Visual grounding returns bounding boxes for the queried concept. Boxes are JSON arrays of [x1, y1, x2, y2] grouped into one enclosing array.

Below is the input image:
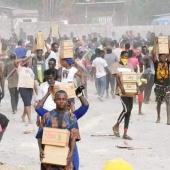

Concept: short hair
[[55, 90, 68, 98], [51, 42, 59, 48], [49, 58, 56, 63], [120, 51, 128, 58], [18, 40, 23, 46], [45, 69, 56, 77], [106, 48, 112, 54], [125, 43, 130, 50]]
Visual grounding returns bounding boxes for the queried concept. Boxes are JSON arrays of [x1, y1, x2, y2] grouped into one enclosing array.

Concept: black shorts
[[19, 88, 33, 106], [154, 85, 170, 103]]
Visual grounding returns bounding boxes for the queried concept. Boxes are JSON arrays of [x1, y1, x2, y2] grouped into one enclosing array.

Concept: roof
[[12, 9, 39, 17]]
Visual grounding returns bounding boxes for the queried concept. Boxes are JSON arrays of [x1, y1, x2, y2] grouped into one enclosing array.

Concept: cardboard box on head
[[52, 82, 76, 99], [154, 36, 169, 55], [60, 40, 73, 59], [35, 31, 45, 50]]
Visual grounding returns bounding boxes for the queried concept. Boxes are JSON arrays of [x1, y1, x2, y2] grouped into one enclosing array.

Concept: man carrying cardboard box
[[37, 89, 80, 170], [35, 85, 89, 170], [112, 51, 135, 140]]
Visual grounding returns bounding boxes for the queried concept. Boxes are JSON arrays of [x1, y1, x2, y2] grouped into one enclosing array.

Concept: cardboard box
[[60, 40, 74, 59], [123, 83, 137, 93], [42, 145, 69, 166], [42, 128, 70, 147], [53, 82, 76, 99], [35, 31, 45, 50], [157, 36, 169, 54], [121, 72, 137, 83]]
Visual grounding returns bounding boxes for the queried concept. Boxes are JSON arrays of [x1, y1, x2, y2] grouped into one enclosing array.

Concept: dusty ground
[[0, 81, 170, 170]]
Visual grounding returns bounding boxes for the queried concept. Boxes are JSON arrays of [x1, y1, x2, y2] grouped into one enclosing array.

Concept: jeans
[[9, 87, 19, 112], [95, 75, 106, 97], [106, 73, 116, 94]]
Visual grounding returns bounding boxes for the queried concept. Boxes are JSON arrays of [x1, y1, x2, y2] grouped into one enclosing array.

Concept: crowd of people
[[0, 28, 170, 169]]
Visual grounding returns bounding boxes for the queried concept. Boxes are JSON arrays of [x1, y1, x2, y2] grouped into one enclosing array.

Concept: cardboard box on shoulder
[[42, 128, 70, 147], [42, 145, 69, 166]]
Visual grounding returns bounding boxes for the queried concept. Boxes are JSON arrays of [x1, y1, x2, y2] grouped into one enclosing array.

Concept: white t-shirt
[[92, 57, 108, 78], [38, 81, 59, 111], [45, 51, 59, 70], [113, 48, 122, 59], [17, 65, 35, 89], [61, 66, 78, 83]]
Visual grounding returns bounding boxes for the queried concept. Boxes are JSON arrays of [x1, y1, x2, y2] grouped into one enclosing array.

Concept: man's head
[[125, 43, 130, 51], [36, 49, 43, 59], [9, 53, 16, 60], [106, 48, 112, 54], [18, 40, 23, 46], [158, 54, 167, 63], [120, 51, 129, 65], [48, 58, 56, 69], [141, 46, 148, 55], [51, 42, 59, 53], [0, 113, 9, 142], [45, 69, 55, 85], [61, 58, 74, 68], [54, 90, 68, 110]]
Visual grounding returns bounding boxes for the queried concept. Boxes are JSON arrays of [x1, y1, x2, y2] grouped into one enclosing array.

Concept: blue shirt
[[15, 47, 27, 58]]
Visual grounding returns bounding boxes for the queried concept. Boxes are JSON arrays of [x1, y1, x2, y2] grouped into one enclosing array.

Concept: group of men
[[0, 29, 170, 169]]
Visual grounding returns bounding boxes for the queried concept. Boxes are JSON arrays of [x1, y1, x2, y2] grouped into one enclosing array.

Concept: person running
[[112, 51, 134, 140]]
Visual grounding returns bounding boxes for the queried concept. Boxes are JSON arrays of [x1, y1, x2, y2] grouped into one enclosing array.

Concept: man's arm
[[0, 66, 5, 100], [35, 87, 51, 110], [115, 73, 125, 95]]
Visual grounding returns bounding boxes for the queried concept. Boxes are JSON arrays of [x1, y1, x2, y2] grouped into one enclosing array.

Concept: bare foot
[[112, 125, 120, 137], [156, 118, 160, 123]]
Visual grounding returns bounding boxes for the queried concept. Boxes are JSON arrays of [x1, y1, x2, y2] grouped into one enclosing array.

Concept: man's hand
[[120, 87, 126, 95], [67, 152, 72, 166], [40, 150, 44, 161], [75, 85, 85, 96]]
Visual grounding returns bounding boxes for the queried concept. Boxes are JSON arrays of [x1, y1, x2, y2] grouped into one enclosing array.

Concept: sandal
[[123, 134, 133, 140], [112, 126, 120, 137]]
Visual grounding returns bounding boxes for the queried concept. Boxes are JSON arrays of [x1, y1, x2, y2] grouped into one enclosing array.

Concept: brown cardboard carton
[[42, 128, 70, 147], [123, 83, 137, 93], [121, 72, 137, 83], [60, 40, 74, 59], [53, 82, 76, 99], [42, 145, 69, 166], [157, 36, 169, 54], [35, 31, 45, 50]]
